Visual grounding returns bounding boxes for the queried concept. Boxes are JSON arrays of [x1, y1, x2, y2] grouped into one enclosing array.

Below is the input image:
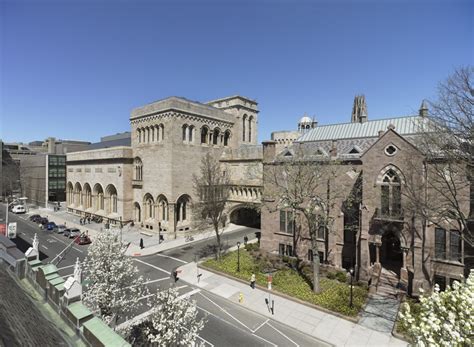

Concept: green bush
[[326, 272, 336, 280], [244, 243, 259, 252], [203, 249, 368, 317], [335, 271, 347, 283]]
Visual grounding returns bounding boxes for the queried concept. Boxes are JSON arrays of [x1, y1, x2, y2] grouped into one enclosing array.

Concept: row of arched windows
[[67, 182, 118, 214], [200, 126, 231, 146], [242, 115, 255, 142], [134, 194, 191, 224], [137, 124, 165, 144]]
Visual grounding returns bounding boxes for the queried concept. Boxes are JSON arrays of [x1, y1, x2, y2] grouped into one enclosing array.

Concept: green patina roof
[[67, 302, 93, 320], [49, 277, 65, 286], [54, 283, 65, 291], [28, 259, 42, 267], [45, 273, 60, 281], [297, 115, 428, 142], [39, 264, 58, 276], [83, 317, 130, 347]]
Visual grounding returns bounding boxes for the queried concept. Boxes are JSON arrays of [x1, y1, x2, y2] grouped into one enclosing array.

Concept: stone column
[[400, 247, 409, 286], [168, 203, 176, 238]]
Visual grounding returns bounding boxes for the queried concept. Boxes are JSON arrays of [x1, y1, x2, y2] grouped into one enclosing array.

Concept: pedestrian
[[140, 238, 144, 249], [250, 273, 256, 289], [244, 235, 248, 245], [88, 217, 91, 224]]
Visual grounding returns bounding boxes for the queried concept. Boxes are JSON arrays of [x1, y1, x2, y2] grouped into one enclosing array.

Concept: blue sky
[[1, 0, 472, 144]]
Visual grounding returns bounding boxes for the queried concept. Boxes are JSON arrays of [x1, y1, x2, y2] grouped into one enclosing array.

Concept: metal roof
[[297, 115, 427, 142]]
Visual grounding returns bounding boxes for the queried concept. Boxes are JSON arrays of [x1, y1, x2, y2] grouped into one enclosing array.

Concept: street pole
[[350, 268, 354, 308], [237, 241, 241, 272], [119, 216, 123, 243], [5, 197, 10, 233]]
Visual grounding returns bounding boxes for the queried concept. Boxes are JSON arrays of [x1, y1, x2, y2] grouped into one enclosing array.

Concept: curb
[[199, 264, 361, 324]]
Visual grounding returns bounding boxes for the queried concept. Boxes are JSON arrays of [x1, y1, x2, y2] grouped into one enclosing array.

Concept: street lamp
[[349, 268, 354, 308], [237, 241, 241, 272]]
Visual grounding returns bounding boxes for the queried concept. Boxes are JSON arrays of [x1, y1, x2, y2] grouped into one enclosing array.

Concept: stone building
[[66, 96, 262, 237], [261, 96, 471, 295]]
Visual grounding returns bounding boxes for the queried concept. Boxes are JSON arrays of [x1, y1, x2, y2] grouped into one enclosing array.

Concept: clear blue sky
[[1, 0, 472, 144]]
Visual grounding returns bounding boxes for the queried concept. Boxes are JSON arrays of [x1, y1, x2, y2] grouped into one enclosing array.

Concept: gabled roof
[[297, 115, 428, 142]]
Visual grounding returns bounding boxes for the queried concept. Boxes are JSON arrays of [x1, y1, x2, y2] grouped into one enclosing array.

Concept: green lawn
[[203, 248, 367, 317]]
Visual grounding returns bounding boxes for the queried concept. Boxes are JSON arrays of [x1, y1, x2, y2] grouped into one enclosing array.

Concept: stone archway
[[229, 207, 260, 228]]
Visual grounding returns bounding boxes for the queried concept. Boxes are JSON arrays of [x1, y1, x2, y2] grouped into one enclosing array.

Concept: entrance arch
[[229, 206, 260, 228], [380, 229, 403, 274]]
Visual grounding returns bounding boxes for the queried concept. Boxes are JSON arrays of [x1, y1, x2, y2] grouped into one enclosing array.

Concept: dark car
[[29, 214, 41, 222], [74, 234, 92, 245], [63, 228, 72, 237], [54, 225, 67, 234], [46, 222, 57, 231], [37, 218, 49, 228]]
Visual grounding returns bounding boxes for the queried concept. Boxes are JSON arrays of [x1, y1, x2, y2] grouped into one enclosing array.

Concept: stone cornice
[[130, 111, 234, 128]]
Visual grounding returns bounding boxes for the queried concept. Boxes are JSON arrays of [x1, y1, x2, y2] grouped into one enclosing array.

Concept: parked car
[[64, 228, 80, 238], [54, 225, 66, 234], [29, 214, 41, 221], [69, 228, 81, 239], [37, 218, 49, 228], [46, 222, 57, 231], [75, 233, 92, 245], [12, 205, 26, 214]]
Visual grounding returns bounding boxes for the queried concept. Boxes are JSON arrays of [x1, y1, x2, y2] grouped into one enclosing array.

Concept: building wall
[[21, 155, 47, 207]]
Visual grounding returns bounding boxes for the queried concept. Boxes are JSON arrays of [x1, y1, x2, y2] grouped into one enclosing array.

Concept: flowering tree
[[82, 229, 148, 327], [399, 270, 474, 346], [129, 287, 205, 346]]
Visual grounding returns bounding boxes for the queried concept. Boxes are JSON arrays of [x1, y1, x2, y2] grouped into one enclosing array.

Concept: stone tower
[[351, 95, 368, 123]]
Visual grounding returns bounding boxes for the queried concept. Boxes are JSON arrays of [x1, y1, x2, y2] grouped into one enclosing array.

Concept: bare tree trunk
[[312, 251, 321, 293], [215, 224, 221, 260]]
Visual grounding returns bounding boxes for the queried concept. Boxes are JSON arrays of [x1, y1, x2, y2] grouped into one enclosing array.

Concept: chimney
[[378, 130, 384, 138], [262, 141, 277, 163]]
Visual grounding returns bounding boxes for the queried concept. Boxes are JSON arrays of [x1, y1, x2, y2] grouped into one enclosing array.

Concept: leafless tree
[[264, 146, 347, 293], [192, 153, 230, 260], [405, 67, 473, 249]]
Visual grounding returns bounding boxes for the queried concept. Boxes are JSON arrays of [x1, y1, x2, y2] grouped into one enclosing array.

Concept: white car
[[12, 205, 26, 214]]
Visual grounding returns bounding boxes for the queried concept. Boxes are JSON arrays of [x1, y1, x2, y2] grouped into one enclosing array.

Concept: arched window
[[380, 169, 401, 216], [177, 195, 191, 222], [134, 157, 143, 181], [143, 194, 154, 220], [83, 183, 92, 209], [160, 124, 165, 141], [93, 184, 104, 211], [74, 183, 82, 207], [106, 184, 118, 214], [67, 182, 74, 206], [137, 128, 142, 143], [151, 126, 155, 142], [188, 125, 194, 143], [242, 115, 247, 142], [182, 124, 188, 142], [248, 116, 253, 142], [224, 130, 231, 146], [201, 126, 209, 144], [134, 202, 141, 223], [213, 128, 220, 145], [157, 195, 168, 222]]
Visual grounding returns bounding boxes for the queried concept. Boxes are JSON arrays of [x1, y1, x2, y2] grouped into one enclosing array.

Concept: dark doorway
[[381, 230, 403, 275], [230, 208, 260, 228]]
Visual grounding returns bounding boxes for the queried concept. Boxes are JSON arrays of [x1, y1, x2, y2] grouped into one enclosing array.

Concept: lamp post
[[237, 241, 241, 272], [349, 268, 354, 308]]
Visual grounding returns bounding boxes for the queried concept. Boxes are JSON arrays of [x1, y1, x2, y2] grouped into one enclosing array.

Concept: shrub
[[244, 243, 259, 252], [326, 272, 336, 280], [335, 271, 347, 283]]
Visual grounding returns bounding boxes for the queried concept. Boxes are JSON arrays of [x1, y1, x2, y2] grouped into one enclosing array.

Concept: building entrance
[[381, 230, 403, 275], [229, 208, 260, 228]]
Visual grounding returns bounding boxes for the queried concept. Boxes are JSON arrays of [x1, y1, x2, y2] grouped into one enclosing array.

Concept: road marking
[[133, 258, 170, 275], [49, 234, 83, 253], [197, 306, 277, 347], [144, 278, 169, 285], [267, 322, 300, 346], [198, 292, 251, 331], [178, 288, 201, 299], [155, 253, 187, 264], [41, 245, 48, 250], [175, 285, 188, 290], [57, 264, 75, 271], [252, 318, 269, 333]]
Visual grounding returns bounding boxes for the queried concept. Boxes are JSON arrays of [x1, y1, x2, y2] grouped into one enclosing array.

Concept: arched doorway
[[230, 207, 260, 228], [381, 229, 403, 274]]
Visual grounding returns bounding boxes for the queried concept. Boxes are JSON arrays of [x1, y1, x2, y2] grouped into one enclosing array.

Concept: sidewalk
[[27, 207, 251, 256], [178, 262, 407, 347]]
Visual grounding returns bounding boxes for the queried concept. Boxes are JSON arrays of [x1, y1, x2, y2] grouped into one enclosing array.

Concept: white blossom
[[399, 270, 474, 346], [82, 229, 148, 327]]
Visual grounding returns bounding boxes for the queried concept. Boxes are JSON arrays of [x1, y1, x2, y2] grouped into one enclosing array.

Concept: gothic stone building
[[261, 98, 471, 295], [66, 96, 262, 237]]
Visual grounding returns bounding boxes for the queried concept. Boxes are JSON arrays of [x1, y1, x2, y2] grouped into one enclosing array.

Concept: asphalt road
[[1, 206, 329, 346]]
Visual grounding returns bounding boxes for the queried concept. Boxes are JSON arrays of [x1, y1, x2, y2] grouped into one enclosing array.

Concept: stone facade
[[261, 102, 471, 295], [66, 95, 262, 236]]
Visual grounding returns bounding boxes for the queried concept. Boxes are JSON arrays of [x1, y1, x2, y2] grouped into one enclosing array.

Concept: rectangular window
[[317, 226, 325, 240], [392, 185, 401, 216], [381, 186, 390, 215], [49, 156, 58, 165], [435, 228, 446, 259], [58, 157, 66, 165], [344, 227, 355, 244], [279, 211, 286, 232], [434, 275, 446, 292], [449, 230, 461, 262], [308, 249, 313, 261], [279, 243, 285, 256], [318, 251, 324, 264], [286, 244, 293, 257]]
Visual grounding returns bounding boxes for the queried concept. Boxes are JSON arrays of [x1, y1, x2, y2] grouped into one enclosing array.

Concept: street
[[1, 206, 329, 347]]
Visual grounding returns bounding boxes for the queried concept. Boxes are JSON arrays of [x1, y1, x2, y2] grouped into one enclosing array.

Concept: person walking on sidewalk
[[250, 273, 256, 289], [140, 238, 144, 249]]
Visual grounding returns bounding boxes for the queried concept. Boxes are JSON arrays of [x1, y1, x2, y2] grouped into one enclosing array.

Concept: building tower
[[351, 95, 368, 123], [298, 114, 317, 133]]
